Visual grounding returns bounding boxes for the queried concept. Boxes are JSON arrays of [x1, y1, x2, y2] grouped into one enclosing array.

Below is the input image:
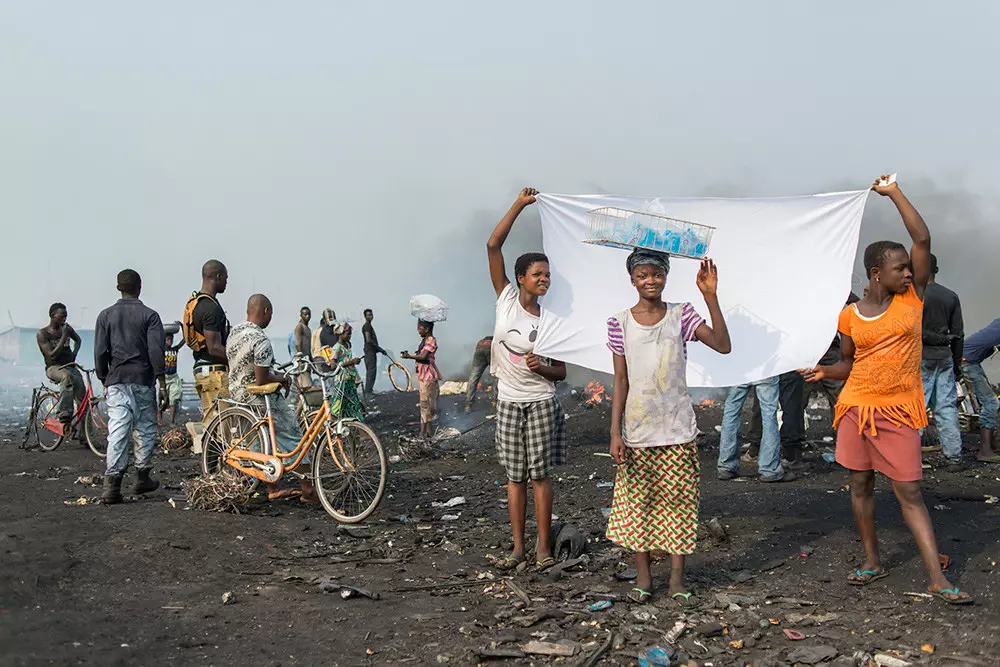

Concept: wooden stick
[[393, 579, 496, 593], [579, 631, 614, 667], [505, 579, 532, 606]]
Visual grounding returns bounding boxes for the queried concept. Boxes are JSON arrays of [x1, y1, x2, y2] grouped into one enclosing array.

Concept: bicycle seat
[[247, 382, 282, 396]]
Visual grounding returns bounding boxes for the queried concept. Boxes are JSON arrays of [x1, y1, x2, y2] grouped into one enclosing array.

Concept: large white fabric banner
[[532, 190, 870, 387]]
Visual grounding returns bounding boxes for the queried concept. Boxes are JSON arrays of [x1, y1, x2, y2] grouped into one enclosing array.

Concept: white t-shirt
[[491, 284, 556, 403]]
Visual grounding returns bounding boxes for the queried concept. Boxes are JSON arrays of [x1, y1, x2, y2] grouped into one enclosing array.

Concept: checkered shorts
[[495, 397, 566, 482]]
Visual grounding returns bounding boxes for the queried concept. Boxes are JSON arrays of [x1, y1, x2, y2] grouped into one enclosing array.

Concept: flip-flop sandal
[[627, 587, 652, 604], [847, 568, 889, 586], [671, 591, 697, 608], [267, 488, 303, 501], [494, 556, 524, 571], [535, 557, 556, 572], [299, 494, 320, 505], [975, 455, 1000, 463], [929, 587, 974, 605]]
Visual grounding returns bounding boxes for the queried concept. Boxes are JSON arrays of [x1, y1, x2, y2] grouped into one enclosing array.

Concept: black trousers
[[364, 352, 378, 398]]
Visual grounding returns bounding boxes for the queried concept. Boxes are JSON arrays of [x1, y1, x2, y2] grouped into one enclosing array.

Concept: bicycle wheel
[[35, 392, 65, 451], [84, 397, 109, 458], [388, 362, 412, 392], [313, 420, 387, 523], [202, 406, 269, 495]]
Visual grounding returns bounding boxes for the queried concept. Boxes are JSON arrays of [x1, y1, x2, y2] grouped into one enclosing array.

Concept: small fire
[[700, 398, 715, 406], [584, 381, 606, 406]]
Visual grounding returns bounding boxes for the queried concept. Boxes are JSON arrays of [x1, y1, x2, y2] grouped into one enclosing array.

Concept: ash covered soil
[[1, 385, 998, 667]]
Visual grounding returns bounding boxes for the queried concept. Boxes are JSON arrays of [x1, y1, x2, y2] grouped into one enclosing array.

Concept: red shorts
[[835, 407, 922, 482]]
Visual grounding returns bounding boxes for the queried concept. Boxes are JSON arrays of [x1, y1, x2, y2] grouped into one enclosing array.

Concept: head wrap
[[625, 248, 670, 276], [332, 321, 349, 336], [322, 308, 336, 326]]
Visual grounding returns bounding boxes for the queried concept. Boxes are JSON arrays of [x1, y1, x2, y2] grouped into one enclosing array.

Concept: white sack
[[532, 190, 870, 387], [410, 294, 449, 322]]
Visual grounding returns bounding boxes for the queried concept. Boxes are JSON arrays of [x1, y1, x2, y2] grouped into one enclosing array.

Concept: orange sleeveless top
[[834, 284, 927, 435]]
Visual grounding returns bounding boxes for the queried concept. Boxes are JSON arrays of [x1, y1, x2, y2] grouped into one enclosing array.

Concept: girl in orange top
[[803, 176, 971, 605]]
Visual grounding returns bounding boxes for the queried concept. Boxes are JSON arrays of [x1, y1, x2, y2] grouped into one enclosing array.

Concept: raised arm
[[487, 187, 538, 297], [872, 176, 931, 296], [692, 259, 732, 354]]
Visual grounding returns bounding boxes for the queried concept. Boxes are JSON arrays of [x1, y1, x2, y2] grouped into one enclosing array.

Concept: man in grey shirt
[[94, 269, 167, 504], [921, 253, 964, 466]]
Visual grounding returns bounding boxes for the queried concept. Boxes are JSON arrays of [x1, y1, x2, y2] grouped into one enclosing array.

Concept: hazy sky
[[3, 1, 999, 377]]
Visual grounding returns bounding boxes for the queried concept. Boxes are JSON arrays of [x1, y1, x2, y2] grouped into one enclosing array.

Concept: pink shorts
[[836, 407, 922, 482]]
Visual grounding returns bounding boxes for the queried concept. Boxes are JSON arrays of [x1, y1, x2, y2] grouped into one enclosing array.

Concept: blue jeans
[[922, 358, 962, 461], [105, 384, 157, 476], [963, 361, 998, 430], [718, 376, 784, 479]]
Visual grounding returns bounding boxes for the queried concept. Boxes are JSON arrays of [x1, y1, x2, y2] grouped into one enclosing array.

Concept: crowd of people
[[34, 176, 999, 607]]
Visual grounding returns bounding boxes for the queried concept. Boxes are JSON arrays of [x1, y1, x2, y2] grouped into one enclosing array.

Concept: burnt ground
[[0, 384, 998, 667]]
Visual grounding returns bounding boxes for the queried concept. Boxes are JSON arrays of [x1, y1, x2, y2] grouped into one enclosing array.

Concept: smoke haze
[[2, 2, 999, 384]]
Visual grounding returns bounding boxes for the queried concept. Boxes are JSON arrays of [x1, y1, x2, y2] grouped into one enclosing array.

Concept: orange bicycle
[[201, 358, 387, 523]]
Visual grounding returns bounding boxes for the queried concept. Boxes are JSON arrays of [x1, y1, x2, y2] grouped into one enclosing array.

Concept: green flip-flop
[[930, 587, 974, 605], [535, 557, 556, 572], [847, 568, 889, 586], [628, 587, 652, 604], [495, 555, 524, 571]]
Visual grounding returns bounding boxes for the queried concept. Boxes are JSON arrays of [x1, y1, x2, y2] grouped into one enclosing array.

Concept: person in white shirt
[[486, 187, 567, 572]]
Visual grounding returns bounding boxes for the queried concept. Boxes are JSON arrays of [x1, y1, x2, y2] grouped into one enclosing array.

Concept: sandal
[[535, 557, 556, 572], [628, 587, 652, 604], [847, 568, 889, 586], [975, 454, 1000, 463], [929, 587, 974, 605], [495, 555, 524, 571]]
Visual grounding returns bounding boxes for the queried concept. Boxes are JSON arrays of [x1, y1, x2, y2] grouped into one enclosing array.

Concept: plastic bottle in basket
[[679, 228, 698, 256]]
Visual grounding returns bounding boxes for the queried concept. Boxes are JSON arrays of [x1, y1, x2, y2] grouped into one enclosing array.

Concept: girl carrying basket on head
[[606, 248, 731, 605]]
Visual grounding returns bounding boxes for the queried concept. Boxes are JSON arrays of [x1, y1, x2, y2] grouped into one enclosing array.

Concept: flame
[[584, 381, 606, 405], [700, 399, 715, 406]]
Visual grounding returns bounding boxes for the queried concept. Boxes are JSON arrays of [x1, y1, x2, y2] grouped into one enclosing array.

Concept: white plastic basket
[[584, 206, 715, 259]]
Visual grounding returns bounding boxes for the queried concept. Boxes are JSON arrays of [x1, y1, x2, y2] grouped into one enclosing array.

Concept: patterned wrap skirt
[[606, 442, 700, 554]]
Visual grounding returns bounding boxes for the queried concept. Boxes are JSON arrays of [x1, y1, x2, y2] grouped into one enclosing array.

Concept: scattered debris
[[221, 591, 235, 605], [664, 620, 687, 644], [520, 640, 578, 657], [787, 645, 838, 664], [637, 646, 673, 666], [874, 653, 913, 667], [185, 474, 252, 513], [317, 582, 381, 600], [783, 628, 806, 641], [586, 600, 612, 612], [431, 496, 466, 508]]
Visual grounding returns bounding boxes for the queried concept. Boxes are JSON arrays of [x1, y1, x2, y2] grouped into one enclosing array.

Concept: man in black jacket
[[94, 269, 167, 504], [921, 253, 964, 466]]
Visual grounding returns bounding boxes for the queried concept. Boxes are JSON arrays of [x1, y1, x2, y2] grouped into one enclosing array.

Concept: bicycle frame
[[223, 366, 356, 484], [39, 364, 102, 437]]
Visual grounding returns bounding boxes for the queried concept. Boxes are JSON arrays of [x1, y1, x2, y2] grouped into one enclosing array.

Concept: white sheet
[[532, 190, 870, 387]]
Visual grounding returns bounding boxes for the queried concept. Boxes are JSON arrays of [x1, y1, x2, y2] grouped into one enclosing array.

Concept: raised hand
[[871, 174, 899, 197], [696, 259, 719, 296], [515, 187, 539, 208]]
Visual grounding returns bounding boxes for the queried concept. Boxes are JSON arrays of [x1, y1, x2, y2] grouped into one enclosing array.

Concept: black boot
[[134, 468, 160, 495], [102, 474, 123, 505]]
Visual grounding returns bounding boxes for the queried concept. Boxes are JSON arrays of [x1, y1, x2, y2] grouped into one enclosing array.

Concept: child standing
[[402, 320, 440, 442], [159, 332, 184, 427], [606, 249, 731, 604], [803, 176, 972, 604]]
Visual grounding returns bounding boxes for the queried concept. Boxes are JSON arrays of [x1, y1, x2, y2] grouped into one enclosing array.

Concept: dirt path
[[1, 390, 998, 666]]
